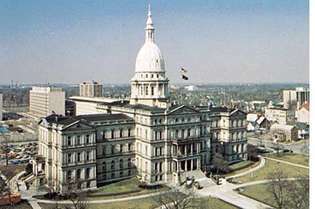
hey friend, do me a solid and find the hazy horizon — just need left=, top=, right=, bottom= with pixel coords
left=0, top=0, right=309, bottom=85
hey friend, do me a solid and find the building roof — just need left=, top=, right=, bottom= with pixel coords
left=247, top=113, right=258, bottom=122
left=270, top=124, right=295, bottom=131
left=42, top=113, right=133, bottom=126
left=299, top=102, right=309, bottom=111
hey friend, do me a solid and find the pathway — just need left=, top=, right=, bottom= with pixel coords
left=227, top=155, right=265, bottom=179
left=264, top=157, right=309, bottom=169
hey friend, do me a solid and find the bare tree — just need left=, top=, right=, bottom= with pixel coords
left=152, top=188, right=193, bottom=209
left=286, top=176, right=309, bottom=209
left=267, top=168, right=290, bottom=209
left=63, top=179, right=88, bottom=209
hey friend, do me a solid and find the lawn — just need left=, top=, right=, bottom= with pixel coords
left=87, top=177, right=169, bottom=200
left=233, top=159, right=309, bottom=183
left=39, top=196, right=239, bottom=209
left=239, top=183, right=276, bottom=208
left=225, top=160, right=258, bottom=177
left=96, top=177, right=141, bottom=194
left=264, top=153, right=309, bottom=166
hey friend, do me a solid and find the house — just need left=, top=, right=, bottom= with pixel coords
left=270, top=124, right=298, bottom=142
left=296, top=102, right=309, bottom=124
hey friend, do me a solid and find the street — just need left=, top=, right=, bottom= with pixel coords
left=248, top=136, right=309, bottom=155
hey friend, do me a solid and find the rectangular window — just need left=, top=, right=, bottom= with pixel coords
left=68, top=153, right=72, bottom=163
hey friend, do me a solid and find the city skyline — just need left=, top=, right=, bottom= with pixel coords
left=0, top=0, right=309, bottom=84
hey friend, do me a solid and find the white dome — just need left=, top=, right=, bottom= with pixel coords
left=135, top=42, right=165, bottom=72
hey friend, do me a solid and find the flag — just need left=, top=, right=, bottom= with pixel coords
left=180, top=67, right=188, bottom=73
left=180, top=67, right=189, bottom=80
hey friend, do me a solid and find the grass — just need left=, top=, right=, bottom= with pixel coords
left=233, top=159, right=309, bottom=183
left=264, top=153, right=309, bottom=166
left=87, top=177, right=169, bottom=200
left=39, top=196, right=239, bottom=209
left=225, top=160, right=258, bottom=177
left=239, top=183, right=276, bottom=208
left=0, top=200, right=33, bottom=209
left=96, top=177, right=141, bottom=194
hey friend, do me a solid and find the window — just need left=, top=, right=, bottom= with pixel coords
left=128, top=143, right=132, bottom=151
left=86, top=151, right=90, bottom=161
left=128, top=158, right=131, bottom=168
left=120, top=159, right=123, bottom=169
left=145, top=86, right=148, bottom=95
left=77, top=152, right=81, bottom=162
left=68, top=153, right=72, bottom=163
left=76, top=169, right=81, bottom=180
left=67, top=137, right=71, bottom=146
left=120, top=144, right=123, bottom=153
left=120, top=129, right=123, bottom=138
left=76, top=136, right=80, bottom=145
left=151, top=86, right=154, bottom=95
left=128, top=128, right=131, bottom=137
left=85, top=168, right=90, bottom=179
left=111, top=160, right=115, bottom=169
left=111, top=129, right=115, bottom=139
left=67, top=170, right=72, bottom=181
left=103, top=145, right=106, bottom=156
left=86, top=135, right=90, bottom=144
left=103, top=162, right=106, bottom=171
left=111, top=145, right=115, bottom=154
left=188, top=129, right=191, bottom=137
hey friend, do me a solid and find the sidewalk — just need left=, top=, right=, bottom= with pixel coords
left=263, top=157, right=309, bottom=169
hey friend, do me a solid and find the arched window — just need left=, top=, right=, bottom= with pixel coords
left=151, top=86, right=154, bottom=95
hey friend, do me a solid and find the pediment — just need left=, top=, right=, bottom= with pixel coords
left=230, top=109, right=246, bottom=117
left=167, top=105, right=199, bottom=115
left=61, top=120, right=94, bottom=131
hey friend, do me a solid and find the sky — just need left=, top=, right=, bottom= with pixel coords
left=0, top=0, right=309, bottom=85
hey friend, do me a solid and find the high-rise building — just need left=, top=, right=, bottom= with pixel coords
left=296, top=87, right=310, bottom=109
left=79, top=81, right=103, bottom=97
left=282, top=89, right=297, bottom=109
left=29, top=86, right=65, bottom=118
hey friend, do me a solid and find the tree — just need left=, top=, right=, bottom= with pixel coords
left=247, top=144, right=258, bottom=161
left=286, top=176, right=309, bottom=209
left=267, top=168, right=290, bottom=209
left=152, top=188, right=194, bottom=209
left=63, top=179, right=88, bottom=209
left=211, top=153, right=230, bottom=174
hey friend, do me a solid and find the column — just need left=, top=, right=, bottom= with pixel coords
left=191, top=144, right=193, bottom=155
left=184, top=145, right=187, bottom=156
left=185, top=160, right=187, bottom=171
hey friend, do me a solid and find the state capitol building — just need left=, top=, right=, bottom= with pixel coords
left=34, top=7, right=248, bottom=193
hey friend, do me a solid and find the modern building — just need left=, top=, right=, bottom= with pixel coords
left=0, top=93, right=3, bottom=121
left=35, top=7, right=248, bottom=193
left=80, top=81, right=103, bottom=97
left=270, top=124, right=298, bottom=142
left=282, top=89, right=297, bottom=109
left=29, top=87, right=65, bottom=118
left=282, top=87, right=309, bottom=110
left=296, top=87, right=310, bottom=109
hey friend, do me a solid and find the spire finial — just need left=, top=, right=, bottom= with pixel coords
left=145, top=3, right=154, bottom=42
left=148, top=4, right=151, bottom=16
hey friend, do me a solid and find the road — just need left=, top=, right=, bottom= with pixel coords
left=248, top=136, right=309, bottom=155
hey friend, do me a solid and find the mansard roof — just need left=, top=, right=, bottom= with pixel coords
left=41, top=113, right=133, bottom=127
